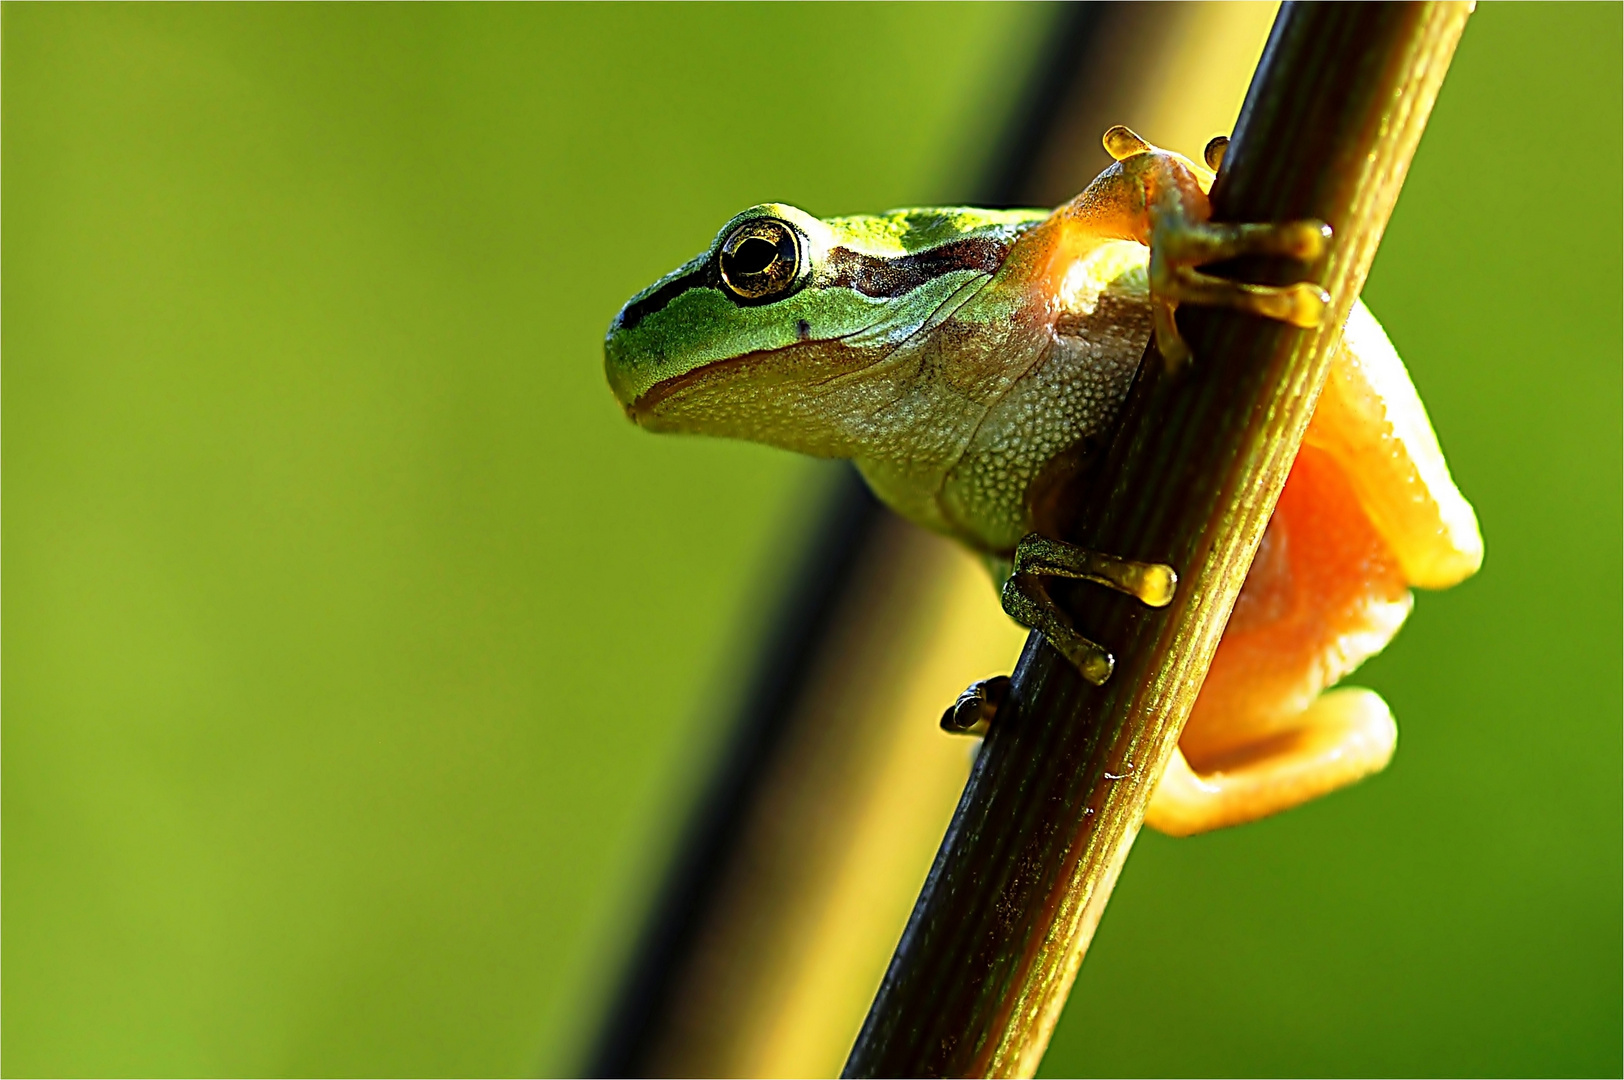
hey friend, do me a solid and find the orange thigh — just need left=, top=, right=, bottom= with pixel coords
left=1181, top=443, right=1411, bottom=770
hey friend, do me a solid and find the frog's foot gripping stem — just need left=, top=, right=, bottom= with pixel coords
left=1104, top=126, right=1333, bottom=367
left=1000, top=533, right=1177, bottom=686
left=940, top=675, right=1011, bottom=737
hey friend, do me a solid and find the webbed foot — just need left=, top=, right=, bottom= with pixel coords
left=1103, top=125, right=1332, bottom=367
left=1000, top=533, right=1178, bottom=685
left=1011, top=534, right=1177, bottom=606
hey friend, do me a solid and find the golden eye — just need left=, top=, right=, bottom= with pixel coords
left=718, top=219, right=804, bottom=302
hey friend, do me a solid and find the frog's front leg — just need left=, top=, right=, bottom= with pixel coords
left=999, top=535, right=1177, bottom=686
left=1075, top=126, right=1333, bottom=366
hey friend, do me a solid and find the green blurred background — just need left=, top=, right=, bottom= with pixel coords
left=3, top=3, right=1617, bottom=1077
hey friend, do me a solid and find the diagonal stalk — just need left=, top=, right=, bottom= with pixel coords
left=843, top=4, right=1474, bottom=1077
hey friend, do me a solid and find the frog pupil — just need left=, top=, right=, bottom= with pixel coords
left=731, top=237, right=779, bottom=275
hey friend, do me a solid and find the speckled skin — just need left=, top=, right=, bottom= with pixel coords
left=833, top=254, right=1153, bottom=558
left=935, top=266, right=1150, bottom=555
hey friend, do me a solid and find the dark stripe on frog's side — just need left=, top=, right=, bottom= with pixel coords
left=614, top=234, right=1019, bottom=333
left=614, top=262, right=714, bottom=334
left=822, top=237, right=1012, bottom=300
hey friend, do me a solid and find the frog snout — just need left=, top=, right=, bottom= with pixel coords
left=602, top=334, right=641, bottom=412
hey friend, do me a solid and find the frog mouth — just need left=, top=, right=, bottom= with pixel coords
left=627, top=351, right=762, bottom=426
left=629, top=340, right=859, bottom=428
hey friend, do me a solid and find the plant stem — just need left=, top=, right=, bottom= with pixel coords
left=842, top=4, right=1473, bottom=1077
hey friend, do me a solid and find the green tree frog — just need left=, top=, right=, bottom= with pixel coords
left=603, top=128, right=1482, bottom=836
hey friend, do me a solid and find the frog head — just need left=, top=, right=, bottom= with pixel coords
left=604, top=202, right=1046, bottom=458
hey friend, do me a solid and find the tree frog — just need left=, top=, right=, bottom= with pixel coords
left=603, top=128, right=1482, bottom=836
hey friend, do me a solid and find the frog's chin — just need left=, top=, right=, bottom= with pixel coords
left=627, top=338, right=879, bottom=445
left=624, top=347, right=784, bottom=431
left=627, top=403, right=687, bottom=434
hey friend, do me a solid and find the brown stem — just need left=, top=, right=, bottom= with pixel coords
left=842, top=4, right=1473, bottom=1077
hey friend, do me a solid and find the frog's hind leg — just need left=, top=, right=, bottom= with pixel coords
left=1146, top=441, right=1412, bottom=836
left=1145, top=309, right=1483, bottom=836
left=1304, top=302, right=1484, bottom=588
left=1148, top=688, right=1396, bottom=838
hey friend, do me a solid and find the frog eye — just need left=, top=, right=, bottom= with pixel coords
left=718, top=218, right=805, bottom=302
